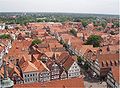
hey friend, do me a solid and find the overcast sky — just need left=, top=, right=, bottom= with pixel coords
left=0, top=0, right=119, bottom=15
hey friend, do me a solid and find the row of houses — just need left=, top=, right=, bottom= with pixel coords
left=0, top=27, right=81, bottom=84
left=0, top=23, right=18, bottom=30
left=44, top=22, right=119, bottom=88
left=0, top=22, right=119, bottom=87
left=0, top=51, right=81, bottom=84
left=21, top=51, right=80, bottom=83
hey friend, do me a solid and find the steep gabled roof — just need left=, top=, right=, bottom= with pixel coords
left=20, top=61, right=38, bottom=73
left=63, top=56, right=75, bottom=70
left=9, top=66, right=23, bottom=80
left=33, top=60, right=49, bottom=72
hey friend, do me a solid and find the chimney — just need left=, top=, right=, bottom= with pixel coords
left=107, top=45, right=110, bottom=52
left=16, top=59, right=19, bottom=66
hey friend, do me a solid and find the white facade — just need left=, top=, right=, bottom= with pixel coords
left=50, top=63, right=60, bottom=80
left=68, top=62, right=80, bottom=78
left=23, top=72, right=39, bottom=84
left=60, top=71, right=67, bottom=79
left=0, top=23, right=5, bottom=30
left=7, top=25, right=14, bottom=29
left=0, top=48, right=5, bottom=67
left=39, top=71, right=50, bottom=82
left=23, top=71, right=50, bottom=84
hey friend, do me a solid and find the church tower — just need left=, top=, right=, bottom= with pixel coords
left=1, top=61, right=14, bottom=88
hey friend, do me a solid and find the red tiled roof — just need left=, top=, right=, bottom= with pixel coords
left=14, top=77, right=84, bottom=88
left=98, top=53, right=119, bottom=68
left=20, top=61, right=38, bottom=73
left=63, top=56, right=75, bottom=70
left=111, top=66, right=120, bottom=84
left=33, top=60, right=49, bottom=72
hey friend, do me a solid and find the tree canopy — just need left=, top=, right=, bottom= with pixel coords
left=85, top=35, right=102, bottom=47
left=77, top=56, right=84, bottom=63
left=81, top=21, right=88, bottom=27
left=32, top=39, right=42, bottom=45
left=113, top=22, right=119, bottom=28
left=70, top=29, right=77, bottom=36
left=0, top=34, right=10, bottom=39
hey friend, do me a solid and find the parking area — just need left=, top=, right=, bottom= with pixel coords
left=84, top=81, right=107, bottom=88
left=80, top=67, right=107, bottom=88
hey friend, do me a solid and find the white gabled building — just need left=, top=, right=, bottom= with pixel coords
left=0, top=23, right=5, bottom=30
left=67, top=61, right=80, bottom=78
left=58, top=53, right=81, bottom=78
left=19, top=56, right=50, bottom=84
left=20, top=61, right=39, bottom=84
left=33, top=60, right=50, bottom=82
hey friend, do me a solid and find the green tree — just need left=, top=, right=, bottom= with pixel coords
left=70, top=29, right=77, bottom=36
left=32, top=39, right=42, bottom=45
left=85, top=35, right=102, bottom=47
left=101, top=21, right=107, bottom=28
left=59, top=39, right=64, bottom=45
left=0, top=34, right=10, bottom=39
left=84, top=61, right=90, bottom=70
left=81, top=21, right=88, bottom=27
left=113, top=22, right=119, bottom=28
left=77, top=56, right=84, bottom=63
left=96, top=27, right=103, bottom=31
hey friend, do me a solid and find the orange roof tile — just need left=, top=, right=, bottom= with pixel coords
left=63, top=56, right=75, bottom=70
left=14, top=77, right=84, bottom=88
left=20, top=61, right=38, bottom=73
left=98, top=53, right=119, bottom=68
left=111, top=66, right=120, bottom=84
left=33, top=60, right=49, bottom=72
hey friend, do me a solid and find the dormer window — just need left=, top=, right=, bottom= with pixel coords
left=114, top=61, right=117, bottom=66
left=106, top=61, right=108, bottom=67
left=93, top=60, right=95, bottom=62
left=110, top=61, right=113, bottom=66
left=118, top=60, right=120, bottom=65
left=102, top=62, right=104, bottom=67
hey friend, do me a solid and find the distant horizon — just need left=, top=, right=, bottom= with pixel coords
left=0, top=0, right=119, bottom=15
left=0, top=11, right=119, bottom=16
